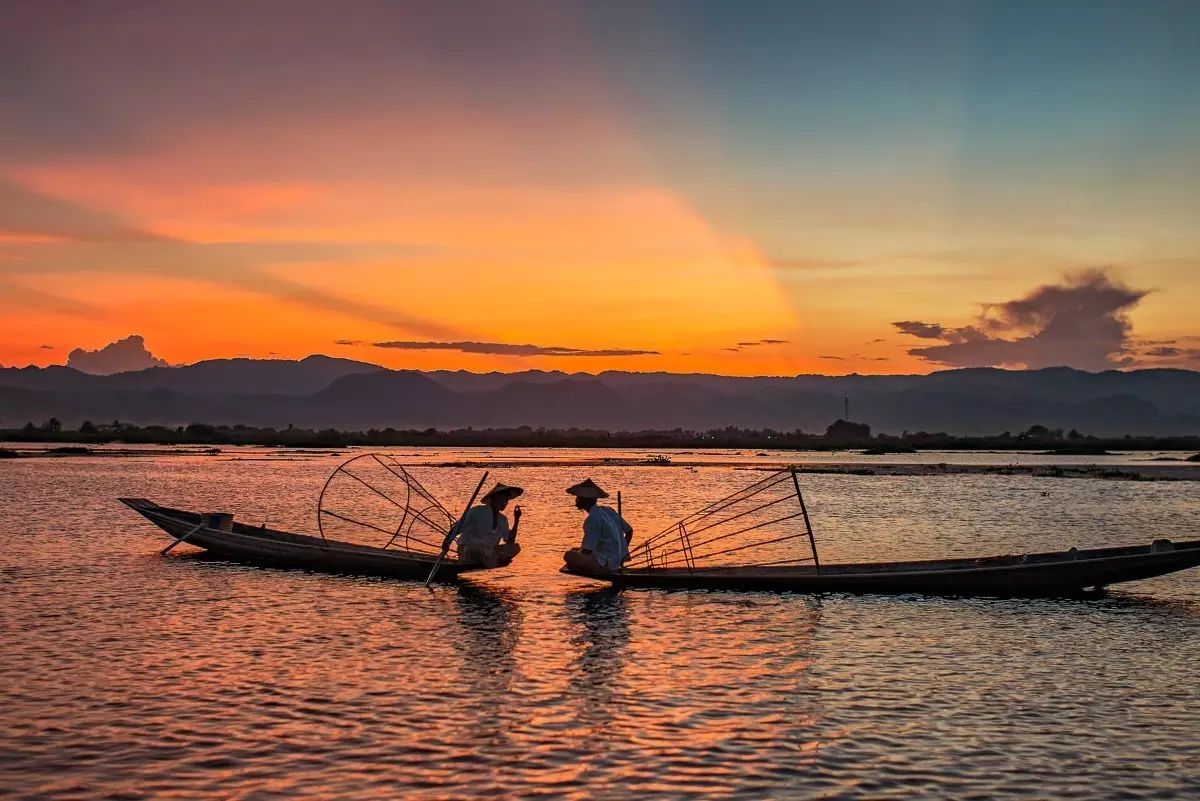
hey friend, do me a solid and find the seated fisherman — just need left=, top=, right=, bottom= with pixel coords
left=562, top=478, right=633, bottom=575
left=448, top=482, right=523, bottom=568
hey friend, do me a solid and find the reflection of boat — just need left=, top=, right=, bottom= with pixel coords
left=561, top=466, right=1200, bottom=597
left=120, top=498, right=480, bottom=582
left=569, top=540, right=1200, bottom=596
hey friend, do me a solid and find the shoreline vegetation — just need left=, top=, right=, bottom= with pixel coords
left=1, top=419, right=1198, bottom=452
left=2, top=421, right=1198, bottom=480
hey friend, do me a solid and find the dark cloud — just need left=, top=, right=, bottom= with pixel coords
left=67, top=334, right=168, bottom=374
left=1126, top=341, right=1200, bottom=368
left=372, top=340, right=659, bottom=357
left=891, top=321, right=946, bottom=340
left=736, top=339, right=790, bottom=347
left=819, top=355, right=845, bottom=361
left=335, top=339, right=364, bottom=346
left=894, top=270, right=1147, bottom=371
left=40, top=344, right=54, bottom=349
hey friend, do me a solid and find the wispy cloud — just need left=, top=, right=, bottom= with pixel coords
left=891, top=321, right=946, bottom=340
left=771, top=257, right=860, bottom=271
left=371, top=340, right=659, bottom=357
left=0, top=180, right=456, bottom=338
left=723, top=338, right=790, bottom=353
left=0, top=279, right=106, bottom=318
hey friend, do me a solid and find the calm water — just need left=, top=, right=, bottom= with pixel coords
left=3, top=448, right=1200, bottom=800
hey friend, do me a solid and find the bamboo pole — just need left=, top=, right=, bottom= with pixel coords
left=790, top=466, right=820, bottom=574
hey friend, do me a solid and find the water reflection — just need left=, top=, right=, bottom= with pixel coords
left=453, top=580, right=524, bottom=693
left=565, top=588, right=631, bottom=726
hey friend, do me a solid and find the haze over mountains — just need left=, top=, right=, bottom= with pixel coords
left=1, top=355, right=1198, bottom=436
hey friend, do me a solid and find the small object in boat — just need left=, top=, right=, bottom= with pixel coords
left=204, top=512, right=234, bottom=532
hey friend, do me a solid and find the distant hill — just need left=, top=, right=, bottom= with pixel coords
left=1, top=357, right=1198, bottom=435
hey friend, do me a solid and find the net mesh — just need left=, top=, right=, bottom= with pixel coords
left=317, top=453, right=454, bottom=556
left=624, top=467, right=817, bottom=572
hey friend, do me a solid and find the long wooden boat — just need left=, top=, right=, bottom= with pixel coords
left=120, top=497, right=477, bottom=582
left=562, top=539, right=1200, bottom=596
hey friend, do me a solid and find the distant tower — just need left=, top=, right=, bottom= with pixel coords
left=844, top=393, right=850, bottom=421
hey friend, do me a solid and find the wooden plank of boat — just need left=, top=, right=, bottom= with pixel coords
left=562, top=539, right=1200, bottom=596
left=119, top=497, right=479, bottom=582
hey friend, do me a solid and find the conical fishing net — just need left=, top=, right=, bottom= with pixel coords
left=317, top=453, right=454, bottom=556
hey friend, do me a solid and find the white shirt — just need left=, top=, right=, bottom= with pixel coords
left=581, top=505, right=632, bottom=570
left=452, top=504, right=510, bottom=551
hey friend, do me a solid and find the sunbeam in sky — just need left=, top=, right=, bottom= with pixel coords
left=3, top=0, right=1198, bottom=374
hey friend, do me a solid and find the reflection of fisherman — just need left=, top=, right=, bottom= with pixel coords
left=562, top=479, right=632, bottom=575
left=447, top=483, right=523, bottom=568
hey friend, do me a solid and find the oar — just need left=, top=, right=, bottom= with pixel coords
left=424, top=470, right=489, bottom=587
left=161, top=522, right=204, bottom=556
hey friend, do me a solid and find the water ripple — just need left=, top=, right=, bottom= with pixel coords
left=2, top=455, right=1199, bottom=799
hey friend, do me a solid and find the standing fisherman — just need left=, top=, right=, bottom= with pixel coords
left=446, top=483, right=523, bottom=568
left=562, top=478, right=633, bottom=575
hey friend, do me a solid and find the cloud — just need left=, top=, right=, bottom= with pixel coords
left=0, top=180, right=456, bottom=338
left=67, top=334, right=169, bottom=374
left=335, top=339, right=364, bottom=346
left=1124, top=340, right=1200, bottom=369
left=371, top=340, right=659, bottom=357
left=40, top=344, right=54, bottom=349
left=736, top=339, right=789, bottom=347
left=891, top=321, right=946, bottom=340
left=771, top=257, right=860, bottom=271
left=0, top=280, right=106, bottom=318
left=893, top=270, right=1148, bottom=371
left=819, top=355, right=845, bottom=360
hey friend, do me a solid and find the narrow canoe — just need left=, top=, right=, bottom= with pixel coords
left=120, top=497, right=474, bottom=582
left=562, top=539, right=1200, bottom=596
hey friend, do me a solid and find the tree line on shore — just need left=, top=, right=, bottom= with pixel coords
left=2, top=417, right=1199, bottom=454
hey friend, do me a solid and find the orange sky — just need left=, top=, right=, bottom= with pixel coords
left=2, top=2, right=1198, bottom=375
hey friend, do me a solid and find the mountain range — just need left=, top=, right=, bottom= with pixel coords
left=2, top=355, right=1199, bottom=436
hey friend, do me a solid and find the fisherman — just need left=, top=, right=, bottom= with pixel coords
left=448, top=482, right=523, bottom=568
left=562, top=478, right=633, bottom=575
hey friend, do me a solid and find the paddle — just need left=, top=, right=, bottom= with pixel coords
left=424, top=470, right=489, bottom=587
left=161, top=522, right=204, bottom=556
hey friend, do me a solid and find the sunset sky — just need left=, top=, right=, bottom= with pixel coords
left=2, top=0, right=1199, bottom=375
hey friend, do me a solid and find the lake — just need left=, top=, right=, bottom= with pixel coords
left=3, top=447, right=1199, bottom=799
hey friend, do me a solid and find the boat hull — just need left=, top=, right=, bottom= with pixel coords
left=566, top=540, right=1200, bottom=597
left=120, top=498, right=474, bottom=582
